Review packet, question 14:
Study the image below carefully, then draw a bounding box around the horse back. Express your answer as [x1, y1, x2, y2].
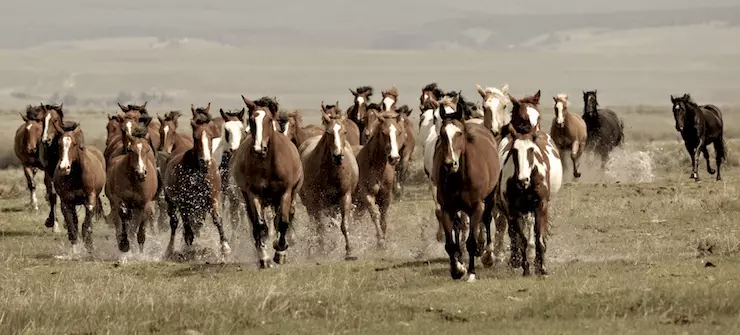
[700, 104, 723, 138]
[464, 123, 500, 195]
[345, 120, 361, 146]
[82, 147, 107, 192]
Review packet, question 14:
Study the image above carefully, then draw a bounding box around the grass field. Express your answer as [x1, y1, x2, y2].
[2, 100, 740, 333]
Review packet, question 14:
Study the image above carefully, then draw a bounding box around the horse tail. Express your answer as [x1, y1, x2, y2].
[717, 136, 727, 163]
[94, 195, 105, 222]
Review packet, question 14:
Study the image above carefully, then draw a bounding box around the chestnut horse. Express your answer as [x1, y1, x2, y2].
[106, 125, 158, 258]
[298, 102, 359, 259]
[550, 94, 588, 178]
[347, 86, 374, 145]
[157, 111, 194, 155]
[163, 107, 231, 260]
[53, 122, 106, 256]
[117, 102, 161, 150]
[39, 103, 66, 232]
[231, 96, 303, 268]
[353, 110, 404, 249]
[671, 93, 726, 181]
[14, 105, 45, 211]
[276, 110, 323, 149]
[376, 88, 416, 199]
[433, 93, 500, 282]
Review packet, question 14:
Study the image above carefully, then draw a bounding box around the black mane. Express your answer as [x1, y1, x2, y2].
[254, 96, 279, 115]
[423, 83, 446, 100]
[356, 86, 374, 96]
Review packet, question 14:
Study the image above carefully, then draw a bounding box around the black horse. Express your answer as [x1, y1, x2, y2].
[582, 90, 624, 169]
[670, 94, 726, 181]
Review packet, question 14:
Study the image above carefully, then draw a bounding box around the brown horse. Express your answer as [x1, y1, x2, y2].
[53, 122, 106, 256]
[157, 111, 194, 155]
[163, 105, 231, 260]
[550, 94, 588, 178]
[347, 86, 374, 144]
[231, 95, 303, 268]
[39, 103, 66, 232]
[433, 93, 500, 281]
[508, 90, 542, 135]
[381, 86, 399, 112]
[420, 83, 446, 107]
[276, 110, 323, 149]
[353, 110, 404, 249]
[298, 102, 359, 259]
[671, 94, 726, 181]
[117, 102, 161, 150]
[106, 125, 159, 258]
[105, 113, 154, 165]
[14, 105, 46, 211]
[378, 89, 416, 199]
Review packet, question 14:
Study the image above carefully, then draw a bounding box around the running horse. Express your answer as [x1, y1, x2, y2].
[582, 90, 624, 169]
[298, 102, 359, 259]
[39, 103, 66, 232]
[670, 93, 726, 181]
[550, 94, 588, 179]
[14, 105, 46, 211]
[52, 122, 106, 256]
[376, 87, 416, 199]
[231, 95, 304, 268]
[116, 102, 161, 151]
[347, 86, 373, 145]
[433, 93, 500, 282]
[276, 110, 323, 149]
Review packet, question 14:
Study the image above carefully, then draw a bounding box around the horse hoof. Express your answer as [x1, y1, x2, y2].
[708, 169, 716, 175]
[221, 241, 232, 257]
[52, 221, 61, 233]
[481, 251, 494, 268]
[259, 259, 273, 269]
[273, 251, 287, 265]
[451, 262, 467, 280]
[435, 230, 444, 243]
[45, 217, 56, 228]
[574, 171, 582, 178]
[465, 273, 477, 283]
[717, 176, 722, 181]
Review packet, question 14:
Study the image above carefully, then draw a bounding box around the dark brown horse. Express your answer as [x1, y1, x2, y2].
[353, 110, 404, 249]
[276, 110, 323, 149]
[550, 94, 588, 178]
[420, 83, 446, 108]
[106, 125, 159, 258]
[231, 95, 303, 268]
[582, 90, 625, 169]
[117, 102, 161, 150]
[347, 86, 374, 144]
[157, 111, 194, 155]
[53, 122, 106, 256]
[365, 102, 415, 199]
[14, 105, 46, 211]
[671, 94, 726, 181]
[298, 102, 359, 259]
[432, 94, 500, 281]
[39, 103, 66, 232]
[105, 113, 154, 165]
[508, 90, 542, 135]
[163, 105, 231, 260]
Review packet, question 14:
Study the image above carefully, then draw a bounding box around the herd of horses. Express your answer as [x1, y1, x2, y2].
[11, 83, 726, 281]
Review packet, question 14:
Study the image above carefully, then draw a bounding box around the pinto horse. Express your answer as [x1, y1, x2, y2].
[582, 90, 625, 169]
[671, 94, 726, 181]
[232, 96, 303, 268]
[298, 102, 359, 259]
[550, 94, 588, 179]
[53, 122, 106, 256]
[433, 93, 500, 282]
[353, 110, 404, 249]
[163, 106, 231, 260]
[214, 108, 249, 238]
[106, 125, 158, 258]
[347, 86, 374, 145]
[39, 103, 65, 232]
[276, 110, 323, 149]
[14, 105, 46, 211]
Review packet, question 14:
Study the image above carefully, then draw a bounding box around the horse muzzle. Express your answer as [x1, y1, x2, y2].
[136, 170, 148, 182]
[519, 177, 531, 189]
[253, 146, 268, 158]
[58, 166, 71, 176]
[198, 158, 212, 168]
[445, 159, 459, 173]
[333, 154, 344, 165]
[388, 155, 400, 166]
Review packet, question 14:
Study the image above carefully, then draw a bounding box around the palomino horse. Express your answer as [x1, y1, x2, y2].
[550, 94, 588, 178]
[353, 110, 404, 249]
[276, 110, 323, 149]
[347, 86, 374, 144]
[671, 94, 726, 181]
[14, 105, 45, 211]
[39, 103, 65, 232]
[494, 124, 563, 276]
[163, 107, 231, 260]
[298, 102, 359, 259]
[53, 122, 106, 256]
[117, 102, 161, 150]
[433, 93, 500, 282]
[582, 90, 625, 169]
[106, 125, 158, 258]
[232, 96, 303, 268]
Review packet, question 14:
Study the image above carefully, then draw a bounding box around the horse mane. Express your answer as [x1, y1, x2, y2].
[356, 86, 374, 97]
[25, 105, 43, 120]
[130, 124, 149, 138]
[422, 83, 445, 100]
[164, 111, 182, 121]
[555, 93, 570, 107]
[383, 87, 399, 98]
[397, 105, 412, 116]
[367, 102, 382, 111]
[442, 91, 474, 120]
[192, 111, 212, 124]
[254, 96, 279, 115]
[61, 121, 80, 132]
[277, 109, 291, 123]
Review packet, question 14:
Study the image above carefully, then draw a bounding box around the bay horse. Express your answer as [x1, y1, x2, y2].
[494, 123, 563, 276]
[420, 82, 446, 107]
[14, 105, 46, 211]
[39, 103, 66, 232]
[670, 94, 726, 181]
[353, 109, 404, 249]
[433, 93, 500, 282]
[106, 125, 158, 258]
[550, 94, 588, 178]
[104, 113, 154, 165]
[53, 122, 106, 256]
[157, 111, 194, 155]
[163, 106, 231, 260]
[298, 102, 359, 259]
[117, 102, 161, 150]
[377, 88, 416, 199]
[347, 86, 374, 144]
[276, 110, 323, 149]
[231, 95, 303, 268]
[325, 102, 360, 145]
[582, 90, 625, 169]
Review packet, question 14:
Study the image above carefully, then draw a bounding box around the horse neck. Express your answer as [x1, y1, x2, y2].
[364, 132, 389, 170]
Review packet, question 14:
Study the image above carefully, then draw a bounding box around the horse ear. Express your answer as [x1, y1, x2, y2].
[533, 90, 541, 104]
[335, 101, 340, 111]
[238, 107, 246, 120]
[141, 101, 147, 109]
[501, 84, 509, 94]
[476, 84, 486, 98]
[241, 95, 256, 110]
[349, 88, 357, 96]
[451, 93, 460, 105]
[320, 101, 326, 112]
[20, 112, 28, 122]
[322, 112, 331, 125]
[220, 108, 227, 119]
[191, 104, 197, 117]
[118, 102, 128, 112]
[141, 115, 153, 127]
[205, 102, 211, 113]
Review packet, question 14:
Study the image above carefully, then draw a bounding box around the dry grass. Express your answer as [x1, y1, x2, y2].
[2, 124, 740, 333]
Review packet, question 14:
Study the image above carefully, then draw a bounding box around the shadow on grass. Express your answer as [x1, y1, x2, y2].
[373, 257, 448, 272]
[0, 229, 46, 239]
[170, 262, 246, 278]
[1, 205, 30, 213]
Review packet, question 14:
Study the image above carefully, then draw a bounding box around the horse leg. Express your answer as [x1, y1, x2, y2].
[43, 171, 59, 232]
[164, 195, 179, 259]
[378, 194, 392, 249]
[524, 213, 536, 275]
[81, 193, 97, 255]
[226, 187, 242, 241]
[365, 194, 384, 249]
[464, 202, 485, 282]
[692, 140, 704, 181]
[438, 208, 465, 280]
[340, 193, 356, 260]
[273, 192, 296, 265]
[509, 215, 530, 276]
[138, 202, 155, 253]
[534, 200, 549, 276]
[243, 191, 271, 269]
[701, 146, 715, 175]
[481, 207, 496, 268]
[683, 142, 697, 180]
[23, 166, 38, 211]
[156, 193, 169, 234]
[571, 141, 582, 178]
[306, 207, 323, 257]
[430, 184, 444, 243]
[599, 148, 609, 170]
[181, 207, 196, 254]
[714, 139, 724, 181]
[60, 202, 80, 256]
[209, 195, 231, 261]
[456, 213, 468, 263]
[507, 215, 522, 270]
